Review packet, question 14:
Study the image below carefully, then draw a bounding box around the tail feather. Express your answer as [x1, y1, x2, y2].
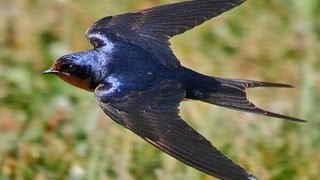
[203, 77, 306, 123]
[216, 77, 294, 88]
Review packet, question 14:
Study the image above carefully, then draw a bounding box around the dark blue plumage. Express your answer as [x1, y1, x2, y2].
[44, 0, 306, 179]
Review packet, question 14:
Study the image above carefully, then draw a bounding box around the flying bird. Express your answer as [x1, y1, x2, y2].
[43, 0, 306, 179]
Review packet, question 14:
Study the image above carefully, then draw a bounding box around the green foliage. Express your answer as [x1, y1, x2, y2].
[0, 0, 319, 179]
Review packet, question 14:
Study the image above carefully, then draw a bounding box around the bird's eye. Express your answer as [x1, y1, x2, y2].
[60, 63, 76, 73]
[68, 64, 74, 69]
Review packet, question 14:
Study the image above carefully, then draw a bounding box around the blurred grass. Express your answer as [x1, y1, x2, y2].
[0, 0, 319, 179]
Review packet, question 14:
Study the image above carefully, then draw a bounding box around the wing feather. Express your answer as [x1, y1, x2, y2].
[86, 0, 246, 68]
[95, 80, 256, 179]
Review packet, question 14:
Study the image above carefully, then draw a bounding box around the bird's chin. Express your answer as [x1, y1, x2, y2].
[56, 73, 94, 92]
[43, 68, 94, 92]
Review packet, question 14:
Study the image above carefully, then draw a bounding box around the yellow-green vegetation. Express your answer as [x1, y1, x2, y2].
[0, 0, 319, 179]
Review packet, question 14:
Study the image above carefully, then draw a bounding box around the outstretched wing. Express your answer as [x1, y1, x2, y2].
[86, 0, 246, 68]
[94, 80, 256, 180]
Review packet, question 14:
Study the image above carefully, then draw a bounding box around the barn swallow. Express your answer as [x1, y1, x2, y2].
[43, 0, 306, 179]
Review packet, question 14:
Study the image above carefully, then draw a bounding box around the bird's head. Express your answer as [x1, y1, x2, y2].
[43, 52, 99, 92]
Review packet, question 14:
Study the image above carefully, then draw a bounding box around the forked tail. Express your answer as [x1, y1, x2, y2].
[202, 77, 306, 122]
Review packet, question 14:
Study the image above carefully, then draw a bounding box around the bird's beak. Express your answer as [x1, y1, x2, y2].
[43, 69, 59, 75]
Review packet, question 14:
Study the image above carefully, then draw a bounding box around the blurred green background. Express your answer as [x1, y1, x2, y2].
[0, 0, 319, 179]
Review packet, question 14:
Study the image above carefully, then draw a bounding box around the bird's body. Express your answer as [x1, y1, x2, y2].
[44, 0, 306, 179]
[54, 34, 221, 101]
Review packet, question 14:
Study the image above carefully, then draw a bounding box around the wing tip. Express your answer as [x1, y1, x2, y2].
[265, 111, 307, 123]
[258, 82, 294, 88]
[275, 83, 294, 88]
